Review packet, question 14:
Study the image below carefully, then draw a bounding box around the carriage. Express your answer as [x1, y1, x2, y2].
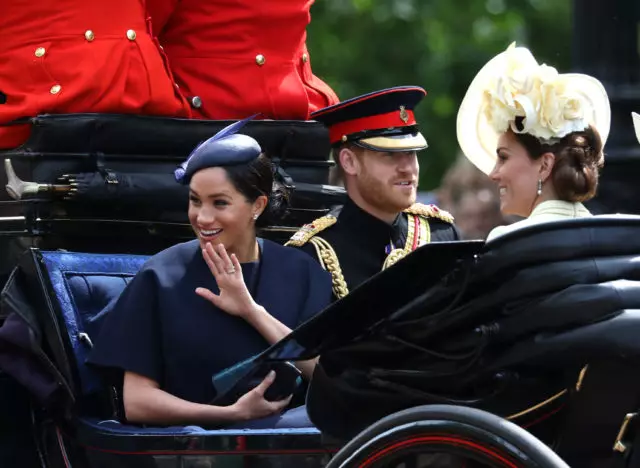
[2, 113, 640, 468]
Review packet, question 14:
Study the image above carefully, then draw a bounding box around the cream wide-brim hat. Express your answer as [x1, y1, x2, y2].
[633, 112, 640, 144]
[456, 45, 611, 175]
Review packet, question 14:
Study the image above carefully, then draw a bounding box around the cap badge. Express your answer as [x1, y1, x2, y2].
[399, 106, 409, 124]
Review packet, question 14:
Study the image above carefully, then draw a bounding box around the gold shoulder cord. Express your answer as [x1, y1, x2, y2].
[404, 203, 454, 224]
[382, 216, 415, 270]
[309, 236, 350, 299]
[285, 215, 349, 298]
[382, 213, 432, 270]
[418, 216, 431, 245]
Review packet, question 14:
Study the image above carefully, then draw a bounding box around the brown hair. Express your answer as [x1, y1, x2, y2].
[330, 144, 366, 186]
[511, 118, 604, 202]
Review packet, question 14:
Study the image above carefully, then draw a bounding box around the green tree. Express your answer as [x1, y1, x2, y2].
[307, 0, 572, 189]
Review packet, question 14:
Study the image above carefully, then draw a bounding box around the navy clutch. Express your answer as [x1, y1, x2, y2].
[210, 356, 302, 407]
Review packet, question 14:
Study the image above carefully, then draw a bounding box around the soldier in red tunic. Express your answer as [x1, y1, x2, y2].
[0, 0, 192, 149]
[146, 0, 340, 120]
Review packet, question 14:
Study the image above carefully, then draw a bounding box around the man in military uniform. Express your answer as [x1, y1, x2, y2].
[286, 86, 459, 300]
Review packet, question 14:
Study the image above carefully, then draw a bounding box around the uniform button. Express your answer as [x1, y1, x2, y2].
[85, 30, 95, 41]
[255, 54, 266, 66]
[50, 85, 61, 95]
[302, 53, 309, 63]
[35, 47, 46, 58]
[190, 96, 202, 108]
[126, 29, 137, 41]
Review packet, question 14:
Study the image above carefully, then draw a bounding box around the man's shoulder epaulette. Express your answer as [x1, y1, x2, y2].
[284, 215, 338, 247]
[404, 203, 454, 224]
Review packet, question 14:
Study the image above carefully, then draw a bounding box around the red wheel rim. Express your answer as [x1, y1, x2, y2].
[360, 434, 520, 468]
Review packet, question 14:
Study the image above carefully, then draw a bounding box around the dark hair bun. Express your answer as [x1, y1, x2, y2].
[255, 181, 291, 228]
[222, 153, 291, 227]
[551, 126, 604, 202]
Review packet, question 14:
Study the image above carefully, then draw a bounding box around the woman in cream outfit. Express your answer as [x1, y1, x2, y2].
[456, 43, 612, 242]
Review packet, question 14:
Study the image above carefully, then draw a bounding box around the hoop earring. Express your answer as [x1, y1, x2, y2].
[537, 179, 543, 196]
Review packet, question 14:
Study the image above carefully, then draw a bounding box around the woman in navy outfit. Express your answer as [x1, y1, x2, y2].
[88, 118, 332, 428]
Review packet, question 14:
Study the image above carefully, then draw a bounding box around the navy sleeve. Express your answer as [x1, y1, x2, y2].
[296, 261, 333, 326]
[87, 267, 164, 384]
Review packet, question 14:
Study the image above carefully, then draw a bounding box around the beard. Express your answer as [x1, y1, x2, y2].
[356, 171, 416, 215]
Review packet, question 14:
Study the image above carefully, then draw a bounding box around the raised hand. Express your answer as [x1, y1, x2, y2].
[195, 242, 257, 318]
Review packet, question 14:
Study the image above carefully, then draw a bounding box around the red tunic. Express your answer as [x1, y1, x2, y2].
[147, 0, 340, 121]
[0, 0, 191, 149]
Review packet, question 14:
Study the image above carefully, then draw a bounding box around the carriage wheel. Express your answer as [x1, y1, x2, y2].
[325, 405, 569, 468]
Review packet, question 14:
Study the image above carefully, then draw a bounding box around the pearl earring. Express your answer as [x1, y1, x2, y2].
[253, 213, 259, 220]
[537, 179, 543, 196]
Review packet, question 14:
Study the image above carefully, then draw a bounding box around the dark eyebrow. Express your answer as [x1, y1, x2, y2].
[189, 189, 231, 199]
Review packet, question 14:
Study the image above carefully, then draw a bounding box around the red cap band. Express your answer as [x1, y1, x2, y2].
[328, 109, 417, 144]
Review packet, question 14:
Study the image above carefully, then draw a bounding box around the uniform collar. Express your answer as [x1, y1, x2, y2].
[338, 196, 404, 245]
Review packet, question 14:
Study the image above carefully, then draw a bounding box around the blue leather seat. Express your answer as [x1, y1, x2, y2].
[40, 251, 147, 397]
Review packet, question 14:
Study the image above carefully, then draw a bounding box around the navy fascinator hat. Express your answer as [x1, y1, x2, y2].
[174, 114, 262, 184]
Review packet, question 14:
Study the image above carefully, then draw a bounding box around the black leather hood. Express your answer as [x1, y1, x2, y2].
[305, 216, 640, 440]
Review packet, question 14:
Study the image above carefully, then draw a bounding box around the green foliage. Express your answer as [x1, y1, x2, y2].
[307, 0, 572, 189]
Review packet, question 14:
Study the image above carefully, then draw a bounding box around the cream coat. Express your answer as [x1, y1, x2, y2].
[487, 200, 592, 242]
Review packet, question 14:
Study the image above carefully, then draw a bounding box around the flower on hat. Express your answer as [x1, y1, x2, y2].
[481, 42, 589, 143]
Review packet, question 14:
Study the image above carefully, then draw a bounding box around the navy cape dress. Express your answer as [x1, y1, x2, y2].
[87, 238, 332, 425]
